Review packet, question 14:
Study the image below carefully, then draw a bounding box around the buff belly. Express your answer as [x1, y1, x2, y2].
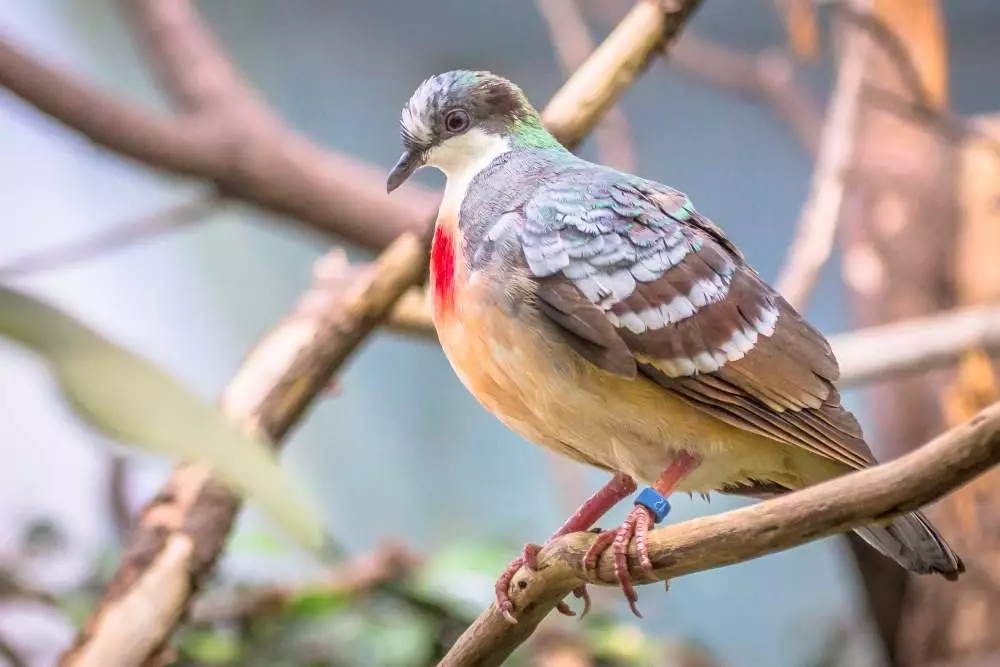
[433, 273, 842, 494]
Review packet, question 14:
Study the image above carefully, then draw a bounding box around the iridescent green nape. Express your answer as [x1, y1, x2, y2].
[511, 116, 563, 149]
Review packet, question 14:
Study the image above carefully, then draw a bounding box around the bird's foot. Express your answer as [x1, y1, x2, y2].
[582, 504, 659, 618]
[495, 543, 592, 623]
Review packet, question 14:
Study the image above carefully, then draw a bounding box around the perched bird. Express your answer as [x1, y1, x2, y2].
[386, 70, 964, 622]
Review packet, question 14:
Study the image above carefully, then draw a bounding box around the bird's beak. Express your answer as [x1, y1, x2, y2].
[386, 149, 425, 194]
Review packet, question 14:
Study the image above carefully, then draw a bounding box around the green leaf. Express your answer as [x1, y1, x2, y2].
[286, 587, 351, 619]
[412, 541, 512, 611]
[180, 630, 241, 665]
[0, 286, 325, 552]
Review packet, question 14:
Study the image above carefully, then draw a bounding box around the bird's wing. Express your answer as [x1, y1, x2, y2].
[518, 169, 874, 470]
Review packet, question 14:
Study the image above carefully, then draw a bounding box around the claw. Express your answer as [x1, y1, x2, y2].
[572, 584, 592, 618]
[495, 543, 544, 623]
[583, 505, 661, 618]
[496, 543, 600, 622]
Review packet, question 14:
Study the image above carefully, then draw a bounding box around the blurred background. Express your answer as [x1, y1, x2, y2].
[1, 1, 998, 665]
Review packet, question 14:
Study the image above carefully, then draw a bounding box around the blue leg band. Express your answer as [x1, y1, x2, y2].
[634, 487, 671, 523]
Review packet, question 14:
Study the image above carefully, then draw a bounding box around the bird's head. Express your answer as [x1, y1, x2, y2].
[386, 70, 558, 193]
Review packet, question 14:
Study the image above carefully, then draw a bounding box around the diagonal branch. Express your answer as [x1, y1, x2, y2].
[119, 0, 269, 117]
[0, 33, 437, 250]
[0, 194, 220, 278]
[59, 233, 426, 667]
[536, 0, 635, 172]
[440, 400, 1000, 666]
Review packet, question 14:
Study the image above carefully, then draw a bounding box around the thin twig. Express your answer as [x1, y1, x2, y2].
[190, 541, 419, 625]
[0, 570, 59, 607]
[0, 631, 28, 667]
[0, 194, 218, 278]
[440, 400, 1000, 666]
[379, 296, 1000, 391]
[775, 0, 820, 59]
[106, 455, 132, 543]
[775, 4, 871, 310]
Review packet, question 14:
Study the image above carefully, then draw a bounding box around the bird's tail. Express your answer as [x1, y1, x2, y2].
[853, 510, 964, 580]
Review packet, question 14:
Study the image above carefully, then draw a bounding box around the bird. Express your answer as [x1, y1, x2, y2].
[385, 70, 964, 623]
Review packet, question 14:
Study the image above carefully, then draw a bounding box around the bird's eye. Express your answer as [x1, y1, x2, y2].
[444, 109, 470, 134]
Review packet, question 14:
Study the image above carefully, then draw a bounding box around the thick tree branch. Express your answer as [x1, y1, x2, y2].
[58, 233, 426, 667]
[120, 0, 268, 117]
[540, 0, 702, 148]
[0, 33, 437, 250]
[441, 400, 1000, 667]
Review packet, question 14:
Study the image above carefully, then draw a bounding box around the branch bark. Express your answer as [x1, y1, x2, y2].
[536, 0, 635, 172]
[441, 400, 1000, 667]
[0, 32, 437, 251]
[58, 233, 426, 667]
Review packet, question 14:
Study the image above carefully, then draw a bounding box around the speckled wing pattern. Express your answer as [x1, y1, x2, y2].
[517, 168, 874, 470]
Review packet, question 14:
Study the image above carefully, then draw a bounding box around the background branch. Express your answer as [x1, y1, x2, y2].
[59, 233, 426, 666]
[536, 0, 635, 172]
[0, 194, 219, 278]
[672, 34, 823, 155]
[0, 33, 436, 251]
[441, 400, 1000, 667]
[776, 3, 871, 310]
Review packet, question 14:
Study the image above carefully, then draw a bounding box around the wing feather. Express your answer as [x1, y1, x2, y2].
[518, 170, 874, 470]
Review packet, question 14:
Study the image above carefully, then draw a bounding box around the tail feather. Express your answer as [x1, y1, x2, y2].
[853, 510, 964, 580]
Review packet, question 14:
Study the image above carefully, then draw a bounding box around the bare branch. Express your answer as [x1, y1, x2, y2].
[106, 455, 133, 543]
[0, 570, 58, 607]
[190, 541, 419, 625]
[540, 0, 702, 148]
[0, 631, 29, 667]
[58, 233, 426, 667]
[776, 6, 871, 310]
[835, 305, 1000, 388]
[0, 38, 222, 176]
[0, 194, 218, 278]
[0, 34, 437, 251]
[774, 0, 820, 59]
[119, 0, 269, 118]
[440, 400, 1000, 666]
[672, 34, 823, 155]
[380, 293, 1000, 391]
[536, 0, 635, 172]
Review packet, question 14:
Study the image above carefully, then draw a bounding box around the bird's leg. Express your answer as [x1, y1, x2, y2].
[495, 472, 636, 623]
[583, 452, 700, 618]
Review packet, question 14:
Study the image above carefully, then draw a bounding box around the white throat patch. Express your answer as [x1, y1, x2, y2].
[428, 129, 511, 205]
